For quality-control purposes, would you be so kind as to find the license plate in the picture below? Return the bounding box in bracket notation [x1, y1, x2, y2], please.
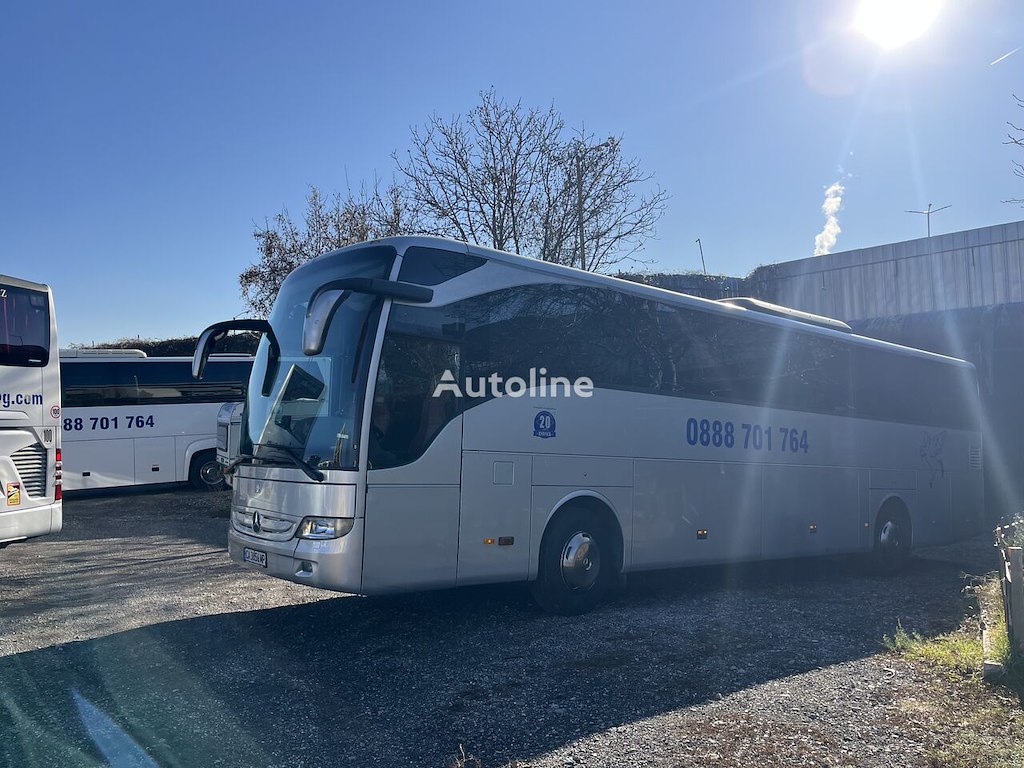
[243, 547, 267, 568]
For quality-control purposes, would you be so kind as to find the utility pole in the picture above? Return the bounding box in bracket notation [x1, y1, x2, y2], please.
[905, 202, 951, 238]
[695, 238, 707, 274]
[576, 138, 614, 270]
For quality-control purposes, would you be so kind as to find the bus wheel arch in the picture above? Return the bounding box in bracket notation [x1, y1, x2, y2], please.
[189, 449, 225, 492]
[872, 496, 912, 574]
[530, 494, 623, 615]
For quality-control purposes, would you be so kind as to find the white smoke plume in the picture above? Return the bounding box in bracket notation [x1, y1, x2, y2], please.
[813, 182, 845, 256]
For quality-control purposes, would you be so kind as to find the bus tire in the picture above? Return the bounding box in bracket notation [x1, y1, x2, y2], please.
[189, 450, 226, 492]
[530, 506, 614, 615]
[872, 503, 912, 575]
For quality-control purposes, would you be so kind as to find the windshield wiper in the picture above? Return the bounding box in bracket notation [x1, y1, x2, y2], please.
[253, 442, 325, 482]
[224, 453, 255, 475]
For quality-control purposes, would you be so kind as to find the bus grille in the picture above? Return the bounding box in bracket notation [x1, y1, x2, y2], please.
[11, 443, 47, 497]
[232, 506, 297, 540]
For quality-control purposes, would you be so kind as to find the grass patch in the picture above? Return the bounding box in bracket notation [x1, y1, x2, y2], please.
[882, 620, 982, 677]
[883, 577, 1024, 768]
[979, 576, 1024, 696]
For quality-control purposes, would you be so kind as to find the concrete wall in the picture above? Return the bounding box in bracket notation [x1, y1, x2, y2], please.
[747, 220, 1024, 322]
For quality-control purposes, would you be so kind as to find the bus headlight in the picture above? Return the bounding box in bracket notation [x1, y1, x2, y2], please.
[296, 517, 354, 540]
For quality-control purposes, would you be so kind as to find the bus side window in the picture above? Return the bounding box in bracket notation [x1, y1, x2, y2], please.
[372, 336, 461, 469]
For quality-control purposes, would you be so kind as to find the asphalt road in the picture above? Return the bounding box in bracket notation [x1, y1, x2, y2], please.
[0, 488, 997, 767]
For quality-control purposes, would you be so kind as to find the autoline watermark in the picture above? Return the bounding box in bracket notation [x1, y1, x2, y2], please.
[432, 368, 594, 398]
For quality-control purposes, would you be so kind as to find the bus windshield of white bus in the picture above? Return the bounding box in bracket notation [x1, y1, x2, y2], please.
[246, 246, 394, 471]
[0, 284, 51, 367]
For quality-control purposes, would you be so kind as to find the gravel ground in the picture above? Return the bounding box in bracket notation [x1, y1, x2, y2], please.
[0, 488, 1013, 767]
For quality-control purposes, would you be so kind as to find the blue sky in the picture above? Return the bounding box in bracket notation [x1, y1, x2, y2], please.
[2, 1, 1022, 344]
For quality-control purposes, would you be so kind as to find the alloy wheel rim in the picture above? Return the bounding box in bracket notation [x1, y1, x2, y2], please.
[560, 531, 601, 590]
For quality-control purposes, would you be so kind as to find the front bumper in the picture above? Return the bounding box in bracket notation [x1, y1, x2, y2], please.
[0, 501, 61, 544]
[227, 517, 364, 594]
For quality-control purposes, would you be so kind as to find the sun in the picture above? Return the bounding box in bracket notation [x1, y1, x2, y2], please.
[855, 0, 943, 49]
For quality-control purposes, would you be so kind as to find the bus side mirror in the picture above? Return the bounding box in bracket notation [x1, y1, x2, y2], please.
[192, 319, 279, 396]
[303, 289, 351, 356]
[302, 279, 432, 356]
[193, 326, 226, 380]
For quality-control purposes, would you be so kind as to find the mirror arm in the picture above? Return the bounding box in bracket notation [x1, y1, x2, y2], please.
[193, 319, 279, 396]
[303, 278, 433, 357]
[309, 278, 433, 307]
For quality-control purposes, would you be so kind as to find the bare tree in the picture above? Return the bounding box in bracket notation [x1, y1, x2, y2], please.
[240, 181, 415, 317]
[396, 90, 667, 271]
[1005, 94, 1024, 207]
[241, 90, 668, 314]
[545, 130, 668, 271]
[394, 90, 563, 255]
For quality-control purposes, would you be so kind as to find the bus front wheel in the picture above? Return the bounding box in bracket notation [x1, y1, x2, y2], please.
[872, 505, 912, 574]
[190, 450, 226, 492]
[531, 507, 613, 615]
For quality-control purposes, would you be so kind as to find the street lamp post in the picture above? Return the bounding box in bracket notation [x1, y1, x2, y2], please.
[695, 238, 707, 274]
[905, 202, 951, 238]
[576, 138, 614, 270]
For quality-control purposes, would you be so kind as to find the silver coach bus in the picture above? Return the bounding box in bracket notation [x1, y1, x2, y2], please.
[194, 237, 983, 614]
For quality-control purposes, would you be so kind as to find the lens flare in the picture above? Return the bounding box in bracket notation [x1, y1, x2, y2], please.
[855, 0, 943, 50]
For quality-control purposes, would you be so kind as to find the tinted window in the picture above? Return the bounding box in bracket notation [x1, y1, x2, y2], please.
[62, 359, 252, 407]
[397, 247, 486, 286]
[371, 336, 461, 469]
[0, 283, 49, 367]
[850, 347, 977, 430]
[375, 285, 654, 467]
[135, 361, 251, 404]
[371, 283, 973, 469]
[662, 310, 854, 416]
[61, 361, 135, 406]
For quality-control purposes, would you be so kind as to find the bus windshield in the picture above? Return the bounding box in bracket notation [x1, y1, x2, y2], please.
[246, 246, 394, 471]
[0, 283, 51, 367]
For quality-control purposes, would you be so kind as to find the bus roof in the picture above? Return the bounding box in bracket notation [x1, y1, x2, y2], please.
[0, 274, 52, 293]
[60, 348, 148, 358]
[308, 236, 977, 370]
[59, 349, 253, 361]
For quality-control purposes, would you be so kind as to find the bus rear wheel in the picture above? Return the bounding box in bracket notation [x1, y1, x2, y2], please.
[872, 505, 912, 574]
[190, 450, 226, 492]
[531, 507, 613, 615]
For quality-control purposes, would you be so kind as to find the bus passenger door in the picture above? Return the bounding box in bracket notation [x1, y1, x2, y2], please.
[457, 452, 532, 585]
[362, 420, 464, 593]
[361, 330, 464, 594]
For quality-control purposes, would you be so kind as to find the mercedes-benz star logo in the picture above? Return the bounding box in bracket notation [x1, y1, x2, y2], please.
[252, 511, 262, 533]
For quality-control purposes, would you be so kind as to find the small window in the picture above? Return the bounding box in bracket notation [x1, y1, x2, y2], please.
[0, 284, 50, 367]
[398, 247, 486, 286]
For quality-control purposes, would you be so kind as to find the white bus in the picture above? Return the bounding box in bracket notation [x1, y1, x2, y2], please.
[215, 401, 244, 487]
[60, 350, 253, 492]
[0, 275, 62, 547]
[194, 237, 984, 614]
